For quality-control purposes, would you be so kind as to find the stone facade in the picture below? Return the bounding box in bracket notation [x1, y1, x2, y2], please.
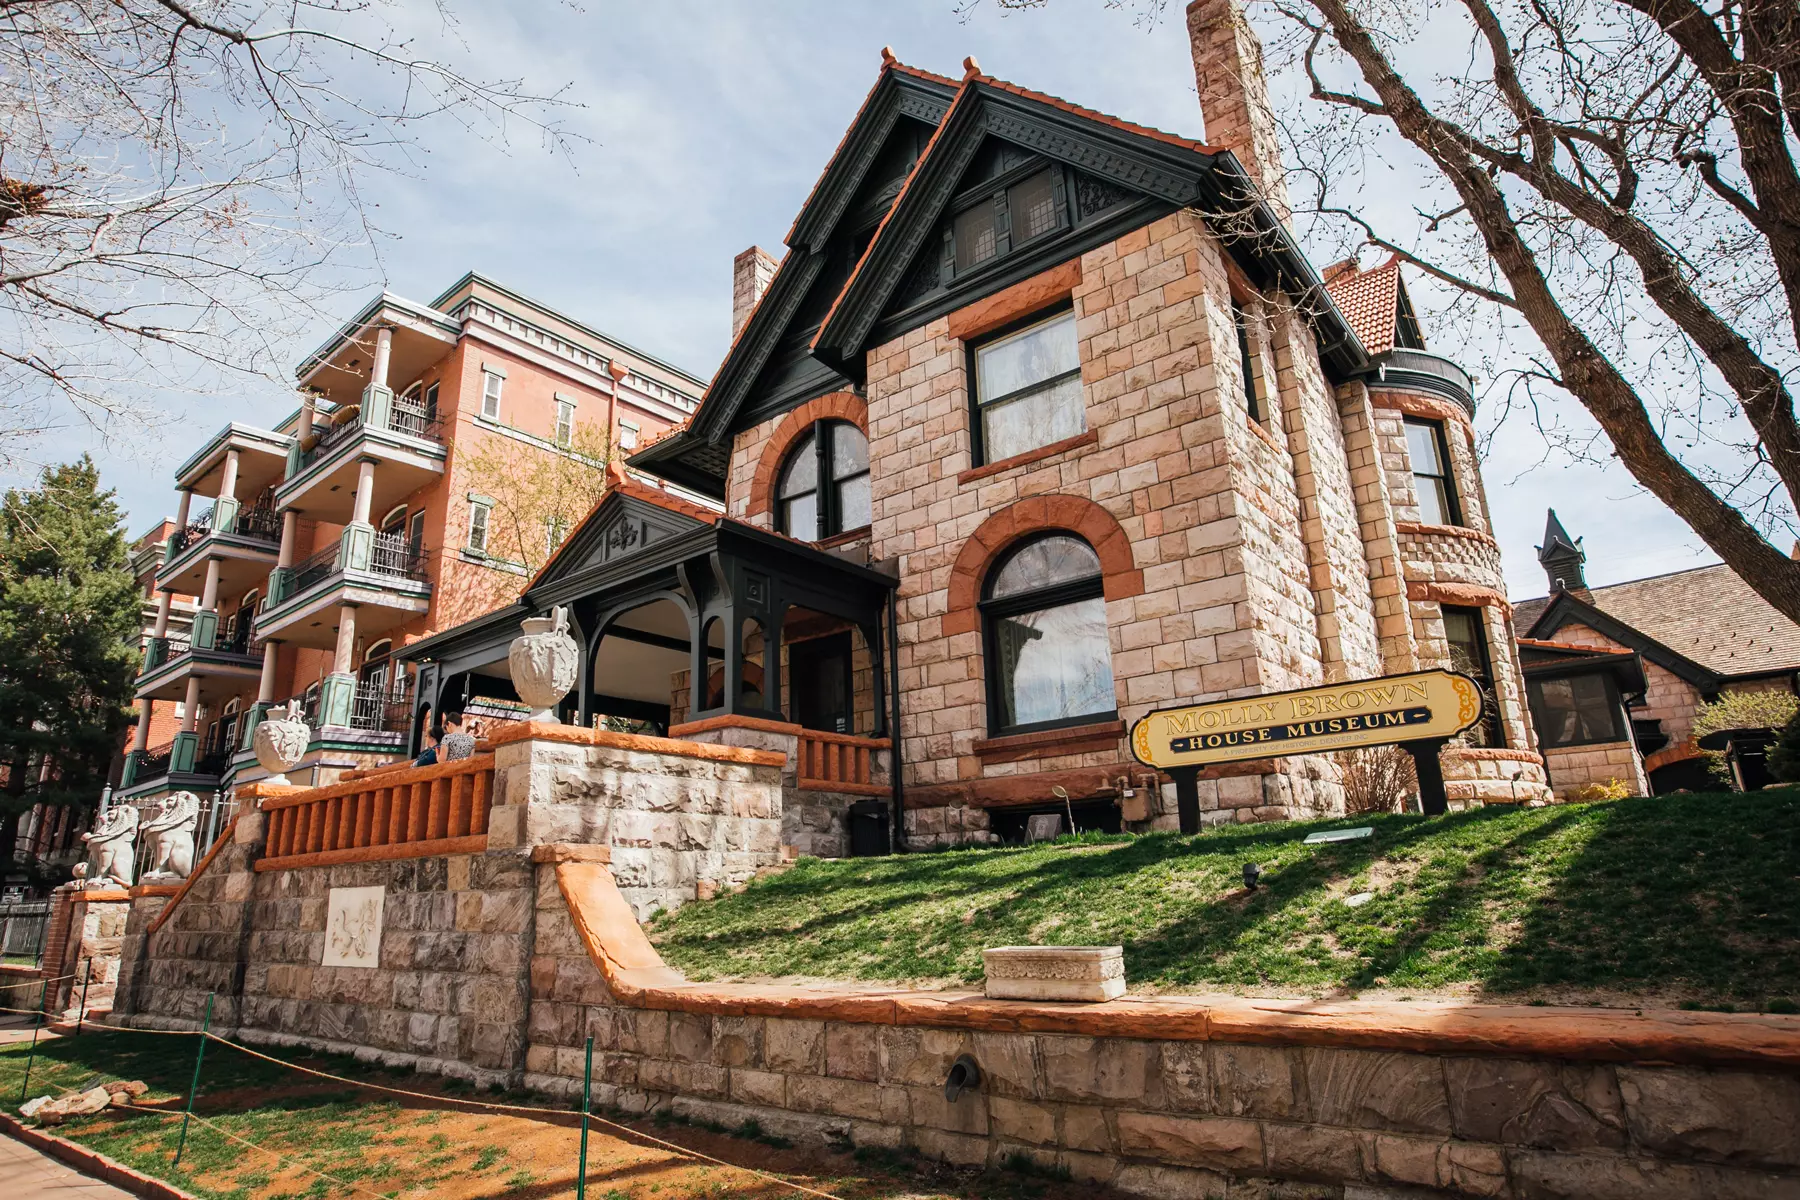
[1542, 739, 1652, 800]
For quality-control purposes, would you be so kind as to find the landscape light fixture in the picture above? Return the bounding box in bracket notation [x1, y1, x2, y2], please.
[1243, 862, 1262, 890]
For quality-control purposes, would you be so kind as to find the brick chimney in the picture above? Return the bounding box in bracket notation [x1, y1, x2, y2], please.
[731, 246, 779, 338]
[1186, 0, 1292, 224]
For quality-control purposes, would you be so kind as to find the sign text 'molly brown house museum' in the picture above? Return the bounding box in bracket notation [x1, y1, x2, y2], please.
[397, 0, 1554, 850]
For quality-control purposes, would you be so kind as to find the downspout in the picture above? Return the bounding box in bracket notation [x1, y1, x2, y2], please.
[887, 587, 906, 854]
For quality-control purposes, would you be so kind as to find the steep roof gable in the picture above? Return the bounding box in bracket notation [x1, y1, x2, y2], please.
[525, 467, 717, 593]
[1322, 255, 1425, 356]
[811, 67, 1368, 376]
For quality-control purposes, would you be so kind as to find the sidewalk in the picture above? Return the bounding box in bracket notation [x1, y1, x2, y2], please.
[0, 1129, 135, 1197]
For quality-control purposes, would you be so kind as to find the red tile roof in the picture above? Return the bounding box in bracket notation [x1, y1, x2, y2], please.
[1324, 255, 1403, 356]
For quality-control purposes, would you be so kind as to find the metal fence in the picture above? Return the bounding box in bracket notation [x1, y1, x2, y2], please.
[119, 791, 240, 885]
[0, 902, 50, 964]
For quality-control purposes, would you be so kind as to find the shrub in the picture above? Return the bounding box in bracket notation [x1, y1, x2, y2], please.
[1575, 778, 1632, 801]
[1335, 745, 1418, 814]
[1767, 709, 1800, 783]
[1692, 690, 1800, 740]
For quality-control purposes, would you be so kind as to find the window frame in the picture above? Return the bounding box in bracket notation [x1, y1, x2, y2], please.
[1404, 417, 1463, 527]
[966, 303, 1086, 468]
[618, 420, 639, 451]
[945, 162, 1071, 281]
[467, 499, 491, 554]
[978, 532, 1118, 737]
[1232, 298, 1266, 423]
[1526, 670, 1626, 749]
[554, 399, 576, 448]
[775, 420, 871, 542]
[480, 370, 504, 420]
[408, 509, 427, 553]
[1441, 603, 1505, 748]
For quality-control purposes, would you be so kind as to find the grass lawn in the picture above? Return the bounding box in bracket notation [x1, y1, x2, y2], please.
[649, 790, 1800, 1009]
[0, 1030, 1119, 1200]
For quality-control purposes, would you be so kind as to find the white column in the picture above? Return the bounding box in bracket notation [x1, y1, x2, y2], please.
[276, 510, 298, 569]
[370, 326, 394, 392]
[257, 640, 280, 704]
[332, 604, 358, 676]
[351, 458, 377, 525]
[218, 447, 240, 502]
[173, 489, 193, 528]
[131, 705, 153, 754]
[299, 392, 316, 440]
[151, 589, 175, 639]
[199, 557, 221, 614]
[181, 676, 201, 733]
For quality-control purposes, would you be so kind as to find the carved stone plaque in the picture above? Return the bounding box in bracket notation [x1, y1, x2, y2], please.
[322, 885, 385, 969]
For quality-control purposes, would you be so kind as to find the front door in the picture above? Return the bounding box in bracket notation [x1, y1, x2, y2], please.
[789, 632, 853, 733]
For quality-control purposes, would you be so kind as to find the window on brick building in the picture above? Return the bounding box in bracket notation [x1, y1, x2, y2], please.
[467, 500, 491, 554]
[1443, 605, 1503, 747]
[982, 534, 1116, 735]
[1405, 418, 1462, 525]
[481, 370, 504, 420]
[971, 307, 1084, 465]
[777, 421, 870, 540]
[554, 399, 575, 447]
[1233, 299, 1266, 422]
[1528, 673, 1622, 747]
[619, 421, 639, 451]
[951, 168, 1066, 275]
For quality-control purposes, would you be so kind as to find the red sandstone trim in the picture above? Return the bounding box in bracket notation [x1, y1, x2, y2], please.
[552, 860, 1800, 1070]
[1370, 391, 1474, 428]
[1395, 521, 1499, 547]
[914, 764, 1143, 808]
[485, 721, 788, 768]
[1516, 637, 1604, 653]
[1406, 579, 1513, 614]
[127, 885, 181, 898]
[66, 890, 131, 903]
[1243, 416, 1284, 455]
[956, 429, 1099, 486]
[255, 834, 488, 873]
[0, 1111, 200, 1200]
[1645, 738, 1704, 774]
[746, 392, 868, 525]
[258, 754, 496, 811]
[945, 258, 1083, 343]
[972, 719, 1126, 764]
[943, 495, 1143, 637]
[1442, 747, 1545, 765]
[530, 843, 614, 865]
[667, 714, 803, 738]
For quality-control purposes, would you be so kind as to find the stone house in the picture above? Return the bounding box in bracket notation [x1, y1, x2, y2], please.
[1513, 510, 1800, 798]
[400, 0, 1549, 856]
[117, 274, 707, 808]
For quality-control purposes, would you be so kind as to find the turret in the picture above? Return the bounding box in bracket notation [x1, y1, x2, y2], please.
[1537, 508, 1587, 592]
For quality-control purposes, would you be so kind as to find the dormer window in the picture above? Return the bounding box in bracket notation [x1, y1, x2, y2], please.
[950, 168, 1067, 277]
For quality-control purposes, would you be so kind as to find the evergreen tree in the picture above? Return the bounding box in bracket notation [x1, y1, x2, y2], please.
[0, 457, 141, 883]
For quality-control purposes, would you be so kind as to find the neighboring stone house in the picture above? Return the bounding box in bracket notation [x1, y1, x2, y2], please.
[397, 0, 1549, 851]
[1513, 510, 1800, 798]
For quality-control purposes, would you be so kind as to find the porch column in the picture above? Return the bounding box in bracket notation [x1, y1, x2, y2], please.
[371, 326, 393, 392]
[191, 556, 222, 650]
[214, 447, 242, 534]
[276, 510, 298, 568]
[131, 706, 152, 754]
[169, 672, 204, 773]
[363, 326, 396, 431]
[319, 603, 358, 728]
[341, 457, 377, 571]
[288, 393, 316, 479]
[151, 588, 174, 640]
[257, 641, 280, 704]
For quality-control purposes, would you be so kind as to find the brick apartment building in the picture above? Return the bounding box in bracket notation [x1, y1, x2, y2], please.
[118, 274, 705, 804]
[395, 0, 1550, 856]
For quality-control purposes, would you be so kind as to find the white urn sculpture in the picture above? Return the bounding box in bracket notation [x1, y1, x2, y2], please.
[253, 699, 311, 786]
[510, 605, 579, 723]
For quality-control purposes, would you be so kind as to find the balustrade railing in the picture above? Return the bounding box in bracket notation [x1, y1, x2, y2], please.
[795, 729, 889, 796]
[370, 530, 427, 580]
[234, 505, 281, 544]
[135, 741, 175, 780]
[258, 753, 494, 869]
[143, 634, 191, 671]
[166, 506, 215, 556]
[351, 679, 414, 733]
[295, 401, 444, 474]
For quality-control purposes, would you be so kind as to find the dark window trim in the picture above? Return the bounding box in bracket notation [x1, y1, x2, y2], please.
[1232, 298, 1265, 423]
[1405, 416, 1464, 527]
[1527, 670, 1628, 749]
[978, 533, 1118, 737]
[946, 163, 1071, 284]
[775, 419, 871, 542]
[1442, 603, 1504, 748]
[965, 302, 1082, 469]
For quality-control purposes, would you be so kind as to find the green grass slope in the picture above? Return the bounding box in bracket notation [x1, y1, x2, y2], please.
[649, 790, 1800, 1008]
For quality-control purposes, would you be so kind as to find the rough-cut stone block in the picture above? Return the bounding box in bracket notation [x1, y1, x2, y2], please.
[982, 945, 1126, 1002]
[1618, 1066, 1800, 1169]
[1115, 1112, 1264, 1171]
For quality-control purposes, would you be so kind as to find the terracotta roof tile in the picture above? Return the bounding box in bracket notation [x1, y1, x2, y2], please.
[1324, 255, 1402, 356]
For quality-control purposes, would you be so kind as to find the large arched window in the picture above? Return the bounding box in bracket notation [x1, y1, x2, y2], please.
[981, 534, 1116, 734]
[776, 420, 870, 540]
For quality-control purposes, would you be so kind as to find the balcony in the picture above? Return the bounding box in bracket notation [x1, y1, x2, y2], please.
[123, 736, 233, 793]
[255, 530, 432, 650]
[158, 501, 283, 599]
[135, 617, 264, 703]
[276, 391, 448, 524]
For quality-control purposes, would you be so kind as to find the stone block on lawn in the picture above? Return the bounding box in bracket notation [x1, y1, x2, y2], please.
[982, 945, 1126, 1002]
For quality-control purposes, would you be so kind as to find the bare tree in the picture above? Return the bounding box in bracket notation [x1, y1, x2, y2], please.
[0, 0, 574, 458]
[979, 0, 1800, 625]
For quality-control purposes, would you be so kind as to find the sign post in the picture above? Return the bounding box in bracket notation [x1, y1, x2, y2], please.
[1130, 670, 1484, 820]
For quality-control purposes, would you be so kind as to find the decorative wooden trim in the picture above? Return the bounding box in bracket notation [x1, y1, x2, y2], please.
[668, 714, 803, 738]
[554, 859, 1800, 1070]
[487, 721, 789, 768]
[957, 429, 1099, 485]
[1406, 579, 1513, 615]
[943, 494, 1143, 637]
[945, 257, 1083, 342]
[256, 834, 488, 872]
[127, 885, 182, 898]
[1395, 521, 1499, 547]
[258, 755, 494, 810]
[973, 718, 1125, 763]
[745, 391, 868, 525]
[798, 778, 892, 797]
[67, 889, 131, 903]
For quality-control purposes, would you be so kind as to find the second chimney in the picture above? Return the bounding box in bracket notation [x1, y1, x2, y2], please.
[1186, 0, 1292, 224]
[732, 246, 779, 338]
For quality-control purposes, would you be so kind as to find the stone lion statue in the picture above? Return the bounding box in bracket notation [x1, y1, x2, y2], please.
[73, 804, 140, 888]
[140, 791, 201, 882]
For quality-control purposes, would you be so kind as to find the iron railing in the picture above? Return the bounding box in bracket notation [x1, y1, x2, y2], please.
[167, 505, 215, 556]
[218, 617, 258, 657]
[143, 634, 191, 671]
[296, 404, 443, 473]
[296, 412, 365, 472]
[351, 679, 415, 733]
[136, 741, 175, 780]
[123, 792, 239, 884]
[0, 902, 49, 964]
[233, 505, 281, 544]
[369, 530, 427, 580]
[282, 543, 341, 598]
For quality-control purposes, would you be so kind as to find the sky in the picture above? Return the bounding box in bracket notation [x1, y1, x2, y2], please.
[20, 0, 1729, 599]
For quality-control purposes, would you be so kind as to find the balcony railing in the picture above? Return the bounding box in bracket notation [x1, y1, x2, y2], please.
[143, 634, 191, 672]
[137, 741, 175, 780]
[270, 536, 429, 608]
[296, 402, 443, 474]
[370, 530, 427, 579]
[167, 506, 214, 556]
[260, 753, 495, 869]
[795, 729, 890, 796]
[351, 679, 415, 733]
[233, 505, 282, 544]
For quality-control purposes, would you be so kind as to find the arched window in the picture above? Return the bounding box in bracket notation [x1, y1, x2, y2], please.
[981, 534, 1116, 734]
[776, 421, 870, 540]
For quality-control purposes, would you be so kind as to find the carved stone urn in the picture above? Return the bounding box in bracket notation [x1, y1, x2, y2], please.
[254, 699, 311, 786]
[510, 605, 579, 723]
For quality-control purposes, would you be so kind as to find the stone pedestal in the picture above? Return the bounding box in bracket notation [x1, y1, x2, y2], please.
[982, 945, 1126, 1002]
[43, 884, 132, 1020]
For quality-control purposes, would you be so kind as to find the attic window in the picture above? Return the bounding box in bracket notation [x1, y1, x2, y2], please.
[954, 204, 999, 272]
[950, 168, 1067, 277]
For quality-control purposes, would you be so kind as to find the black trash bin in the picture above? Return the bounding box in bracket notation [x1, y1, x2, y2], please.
[848, 799, 891, 857]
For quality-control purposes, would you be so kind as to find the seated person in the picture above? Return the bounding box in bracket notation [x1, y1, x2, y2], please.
[438, 711, 477, 761]
[412, 726, 440, 767]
